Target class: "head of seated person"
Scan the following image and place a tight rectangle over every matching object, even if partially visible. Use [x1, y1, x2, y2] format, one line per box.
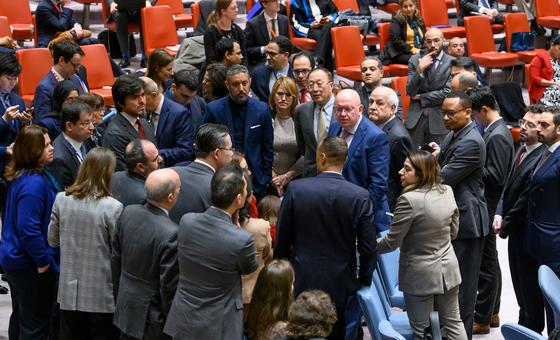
[284, 290, 338, 339]
[51, 40, 85, 80]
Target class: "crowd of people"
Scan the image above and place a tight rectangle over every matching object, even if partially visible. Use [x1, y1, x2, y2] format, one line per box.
[0, 0, 560, 339]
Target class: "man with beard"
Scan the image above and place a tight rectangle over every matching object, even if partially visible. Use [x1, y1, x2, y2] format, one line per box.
[204, 65, 273, 200]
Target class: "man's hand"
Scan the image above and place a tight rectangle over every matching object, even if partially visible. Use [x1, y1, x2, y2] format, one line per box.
[429, 142, 441, 158]
[492, 215, 502, 234]
[417, 51, 435, 74]
[73, 24, 83, 39]
[19, 109, 33, 125]
[310, 20, 323, 29]
[37, 264, 50, 274]
[2, 105, 20, 123]
[110, 2, 118, 13]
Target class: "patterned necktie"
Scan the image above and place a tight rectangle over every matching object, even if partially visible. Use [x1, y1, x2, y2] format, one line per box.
[135, 118, 145, 139]
[339, 129, 353, 146]
[317, 107, 327, 142]
[300, 88, 309, 104]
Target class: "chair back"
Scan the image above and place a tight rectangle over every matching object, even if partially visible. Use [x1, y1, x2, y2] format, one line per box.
[538, 265, 560, 328]
[16, 48, 53, 104]
[81, 44, 114, 88]
[0, 0, 33, 27]
[357, 271, 391, 340]
[501, 323, 547, 340]
[191, 2, 201, 31]
[419, 0, 449, 27]
[391, 76, 410, 121]
[503, 13, 531, 52]
[332, 0, 359, 12]
[464, 16, 496, 55]
[378, 22, 390, 52]
[331, 26, 365, 68]
[535, 0, 560, 18]
[377, 231, 403, 308]
[0, 16, 11, 38]
[141, 6, 179, 55]
[379, 320, 407, 340]
[156, 0, 185, 15]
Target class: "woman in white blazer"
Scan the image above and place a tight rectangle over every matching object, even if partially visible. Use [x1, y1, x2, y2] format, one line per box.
[377, 150, 467, 340]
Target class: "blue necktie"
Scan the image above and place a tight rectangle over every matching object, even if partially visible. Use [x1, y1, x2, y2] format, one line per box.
[481, 0, 490, 8]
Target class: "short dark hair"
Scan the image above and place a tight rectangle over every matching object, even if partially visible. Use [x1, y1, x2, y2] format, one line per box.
[226, 64, 250, 81]
[290, 51, 315, 69]
[124, 139, 147, 172]
[0, 54, 21, 77]
[270, 35, 292, 54]
[361, 56, 383, 70]
[79, 92, 105, 109]
[309, 67, 333, 82]
[450, 57, 477, 72]
[205, 63, 228, 99]
[317, 137, 347, 165]
[216, 38, 237, 62]
[112, 75, 144, 112]
[544, 105, 560, 127]
[211, 163, 246, 209]
[468, 86, 498, 111]
[173, 69, 199, 91]
[60, 100, 92, 132]
[195, 123, 230, 158]
[445, 91, 472, 109]
[52, 39, 84, 64]
[526, 103, 547, 114]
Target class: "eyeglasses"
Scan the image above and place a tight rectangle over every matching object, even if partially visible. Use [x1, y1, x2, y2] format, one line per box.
[275, 91, 293, 98]
[519, 118, 536, 129]
[306, 81, 331, 90]
[218, 147, 235, 152]
[265, 50, 280, 57]
[67, 59, 81, 70]
[442, 108, 467, 117]
[293, 69, 311, 76]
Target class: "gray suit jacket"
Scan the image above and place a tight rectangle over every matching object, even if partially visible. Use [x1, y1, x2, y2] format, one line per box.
[377, 186, 462, 295]
[438, 122, 489, 239]
[112, 203, 178, 340]
[169, 161, 214, 224]
[164, 207, 258, 339]
[405, 52, 454, 134]
[109, 171, 146, 207]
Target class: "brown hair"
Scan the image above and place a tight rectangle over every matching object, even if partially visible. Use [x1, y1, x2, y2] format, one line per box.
[246, 260, 295, 340]
[4, 125, 49, 181]
[403, 150, 445, 193]
[78, 92, 104, 110]
[396, 0, 421, 21]
[146, 49, 174, 86]
[286, 290, 338, 338]
[65, 147, 116, 199]
[269, 77, 298, 116]
[207, 0, 235, 28]
[257, 195, 280, 226]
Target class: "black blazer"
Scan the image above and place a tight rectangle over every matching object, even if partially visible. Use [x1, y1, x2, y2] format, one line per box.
[36, 0, 76, 48]
[384, 14, 426, 61]
[244, 13, 289, 66]
[250, 63, 293, 103]
[46, 133, 90, 191]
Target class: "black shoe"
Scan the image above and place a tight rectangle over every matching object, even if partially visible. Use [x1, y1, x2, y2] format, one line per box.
[0, 285, 8, 294]
[531, 20, 546, 36]
[118, 57, 131, 68]
[140, 59, 147, 68]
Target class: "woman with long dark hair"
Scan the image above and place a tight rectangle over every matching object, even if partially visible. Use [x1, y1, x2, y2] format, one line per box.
[203, 0, 246, 64]
[38, 80, 80, 141]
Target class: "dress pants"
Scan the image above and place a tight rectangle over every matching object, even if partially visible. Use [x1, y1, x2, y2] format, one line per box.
[6, 267, 58, 340]
[452, 237, 485, 340]
[307, 23, 334, 72]
[406, 114, 447, 149]
[403, 286, 467, 340]
[474, 232, 501, 324]
[115, 10, 144, 56]
[60, 310, 119, 340]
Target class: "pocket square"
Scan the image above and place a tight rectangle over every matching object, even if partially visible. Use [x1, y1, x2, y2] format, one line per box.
[250, 124, 261, 129]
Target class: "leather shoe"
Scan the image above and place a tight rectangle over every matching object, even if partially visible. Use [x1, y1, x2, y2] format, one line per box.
[472, 322, 490, 334]
[118, 57, 130, 68]
[490, 314, 500, 328]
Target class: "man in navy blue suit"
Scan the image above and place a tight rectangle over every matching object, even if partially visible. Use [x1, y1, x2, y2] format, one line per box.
[250, 35, 293, 102]
[141, 77, 194, 167]
[164, 69, 206, 136]
[274, 136, 376, 340]
[204, 65, 274, 200]
[0, 54, 29, 150]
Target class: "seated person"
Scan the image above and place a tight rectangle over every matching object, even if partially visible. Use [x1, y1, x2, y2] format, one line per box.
[381, 0, 425, 65]
[204, 0, 247, 64]
[0, 36, 18, 55]
[0, 54, 29, 148]
[458, 0, 503, 26]
[37, 80, 80, 141]
[216, 38, 244, 67]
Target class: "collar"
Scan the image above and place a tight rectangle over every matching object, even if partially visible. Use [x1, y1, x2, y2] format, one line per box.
[194, 159, 216, 172]
[321, 170, 343, 175]
[263, 12, 278, 21]
[453, 121, 474, 137]
[377, 115, 396, 130]
[51, 67, 65, 82]
[548, 140, 560, 153]
[484, 116, 502, 132]
[318, 95, 335, 111]
[273, 63, 290, 76]
[525, 142, 543, 155]
[159, 206, 169, 215]
[121, 112, 139, 127]
[434, 50, 444, 63]
[346, 115, 363, 134]
[153, 94, 164, 115]
[62, 132, 83, 151]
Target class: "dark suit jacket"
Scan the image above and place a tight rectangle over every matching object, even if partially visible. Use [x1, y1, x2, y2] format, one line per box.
[438, 121, 489, 239]
[112, 203, 178, 340]
[406, 52, 454, 135]
[274, 172, 376, 307]
[109, 170, 147, 207]
[169, 161, 214, 224]
[46, 133, 89, 191]
[204, 96, 274, 199]
[458, 0, 502, 25]
[36, 0, 76, 48]
[102, 113, 156, 171]
[0, 92, 25, 147]
[482, 119, 514, 219]
[153, 96, 194, 167]
[525, 146, 560, 271]
[381, 117, 413, 211]
[244, 13, 289, 66]
[33, 71, 88, 120]
[384, 15, 426, 61]
[250, 64, 293, 102]
[163, 89, 206, 136]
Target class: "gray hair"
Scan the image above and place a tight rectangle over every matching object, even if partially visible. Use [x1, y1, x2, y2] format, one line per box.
[385, 87, 399, 109]
[226, 64, 250, 81]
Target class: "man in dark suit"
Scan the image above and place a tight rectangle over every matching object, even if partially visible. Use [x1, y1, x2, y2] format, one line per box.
[47, 100, 94, 190]
[164, 164, 258, 339]
[110, 139, 161, 207]
[33, 40, 88, 120]
[112, 168, 180, 340]
[141, 77, 194, 167]
[103, 75, 156, 171]
[203, 65, 273, 200]
[291, 52, 315, 104]
[359, 57, 404, 118]
[274, 136, 376, 340]
[170, 124, 234, 224]
[244, 0, 289, 67]
[164, 69, 206, 136]
[432, 91, 488, 340]
[250, 36, 294, 102]
[494, 105, 546, 333]
[458, 0, 503, 26]
[368, 86, 413, 212]
[406, 28, 454, 148]
[469, 87, 514, 334]
[0, 54, 29, 150]
[294, 68, 339, 177]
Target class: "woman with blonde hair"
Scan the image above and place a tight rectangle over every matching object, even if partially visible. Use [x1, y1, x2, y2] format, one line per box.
[382, 0, 426, 65]
[48, 147, 123, 339]
[203, 0, 246, 64]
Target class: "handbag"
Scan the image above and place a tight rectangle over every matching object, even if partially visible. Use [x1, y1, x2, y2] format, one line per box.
[511, 31, 536, 52]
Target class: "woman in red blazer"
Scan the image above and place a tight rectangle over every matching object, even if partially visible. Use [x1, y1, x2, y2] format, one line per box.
[529, 36, 560, 104]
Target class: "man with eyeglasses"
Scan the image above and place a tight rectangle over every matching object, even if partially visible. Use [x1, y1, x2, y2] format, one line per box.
[406, 28, 454, 148]
[251, 36, 294, 102]
[431, 91, 488, 339]
[33, 39, 89, 120]
[291, 52, 315, 104]
[493, 104, 546, 334]
[358, 56, 403, 117]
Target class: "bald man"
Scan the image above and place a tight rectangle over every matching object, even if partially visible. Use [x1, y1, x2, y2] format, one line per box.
[406, 28, 454, 148]
[141, 76, 194, 167]
[447, 37, 466, 59]
[451, 71, 478, 93]
[112, 168, 180, 340]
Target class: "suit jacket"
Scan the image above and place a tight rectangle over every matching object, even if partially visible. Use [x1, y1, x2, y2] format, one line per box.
[274, 172, 376, 307]
[244, 13, 290, 66]
[438, 121, 489, 239]
[204, 96, 274, 199]
[169, 161, 214, 224]
[112, 203, 179, 340]
[102, 113, 156, 171]
[405, 52, 454, 134]
[0, 92, 26, 147]
[384, 15, 426, 61]
[482, 119, 514, 219]
[36, 0, 76, 48]
[358, 85, 403, 119]
[46, 133, 90, 191]
[381, 117, 413, 211]
[377, 186, 462, 295]
[163, 89, 206, 136]
[33, 71, 88, 120]
[332, 117, 391, 232]
[153, 96, 194, 167]
[528, 51, 553, 104]
[524, 146, 560, 270]
[458, 0, 501, 25]
[164, 206, 258, 339]
[109, 171, 147, 207]
[250, 64, 293, 102]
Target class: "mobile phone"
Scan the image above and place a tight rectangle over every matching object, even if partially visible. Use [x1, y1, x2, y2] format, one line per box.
[420, 143, 435, 153]
[24, 107, 34, 114]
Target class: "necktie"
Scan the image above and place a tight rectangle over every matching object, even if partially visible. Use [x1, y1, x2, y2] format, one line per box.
[429, 60, 438, 80]
[135, 118, 145, 139]
[534, 148, 551, 174]
[300, 88, 309, 104]
[339, 129, 353, 146]
[270, 19, 277, 37]
[513, 145, 527, 170]
[317, 107, 327, 142]
[0, 93, 10, 112]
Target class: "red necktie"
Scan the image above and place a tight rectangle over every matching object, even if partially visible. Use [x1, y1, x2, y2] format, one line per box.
[135, 118, 145, 139]
[300, 88, 308, 104]
[513, 145, 526, 171]
[52, 1, 62, 14]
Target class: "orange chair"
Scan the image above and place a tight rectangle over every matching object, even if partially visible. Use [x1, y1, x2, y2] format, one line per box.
[157, 0, 194, 30]
[101, 0, 140, 33]
[454, 0, 504, 33]
[509, 127, 521, 142]
[331, 26, 366, 81]
[378, 23, 408, 76]
[286, 0, 317, 51]
[81, 44, 115, 107]
[535, 0, 560, 29]
[247, 0, 255, 12]
[331, 0, 378, 46]
[419, 0, 465, 39]
[503, 13, 546, 63]
[0, 0, 34, 41]
[16, 48, 53, 105]
[141, 6, 179, 57]
[464, 16, 518, 70]
[378, 3, 400, 13]
[0, 16, 11, 39]
[390, 76, 410, 121]
[525, 63, 532, 89]
[191, 2, 201, 31]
